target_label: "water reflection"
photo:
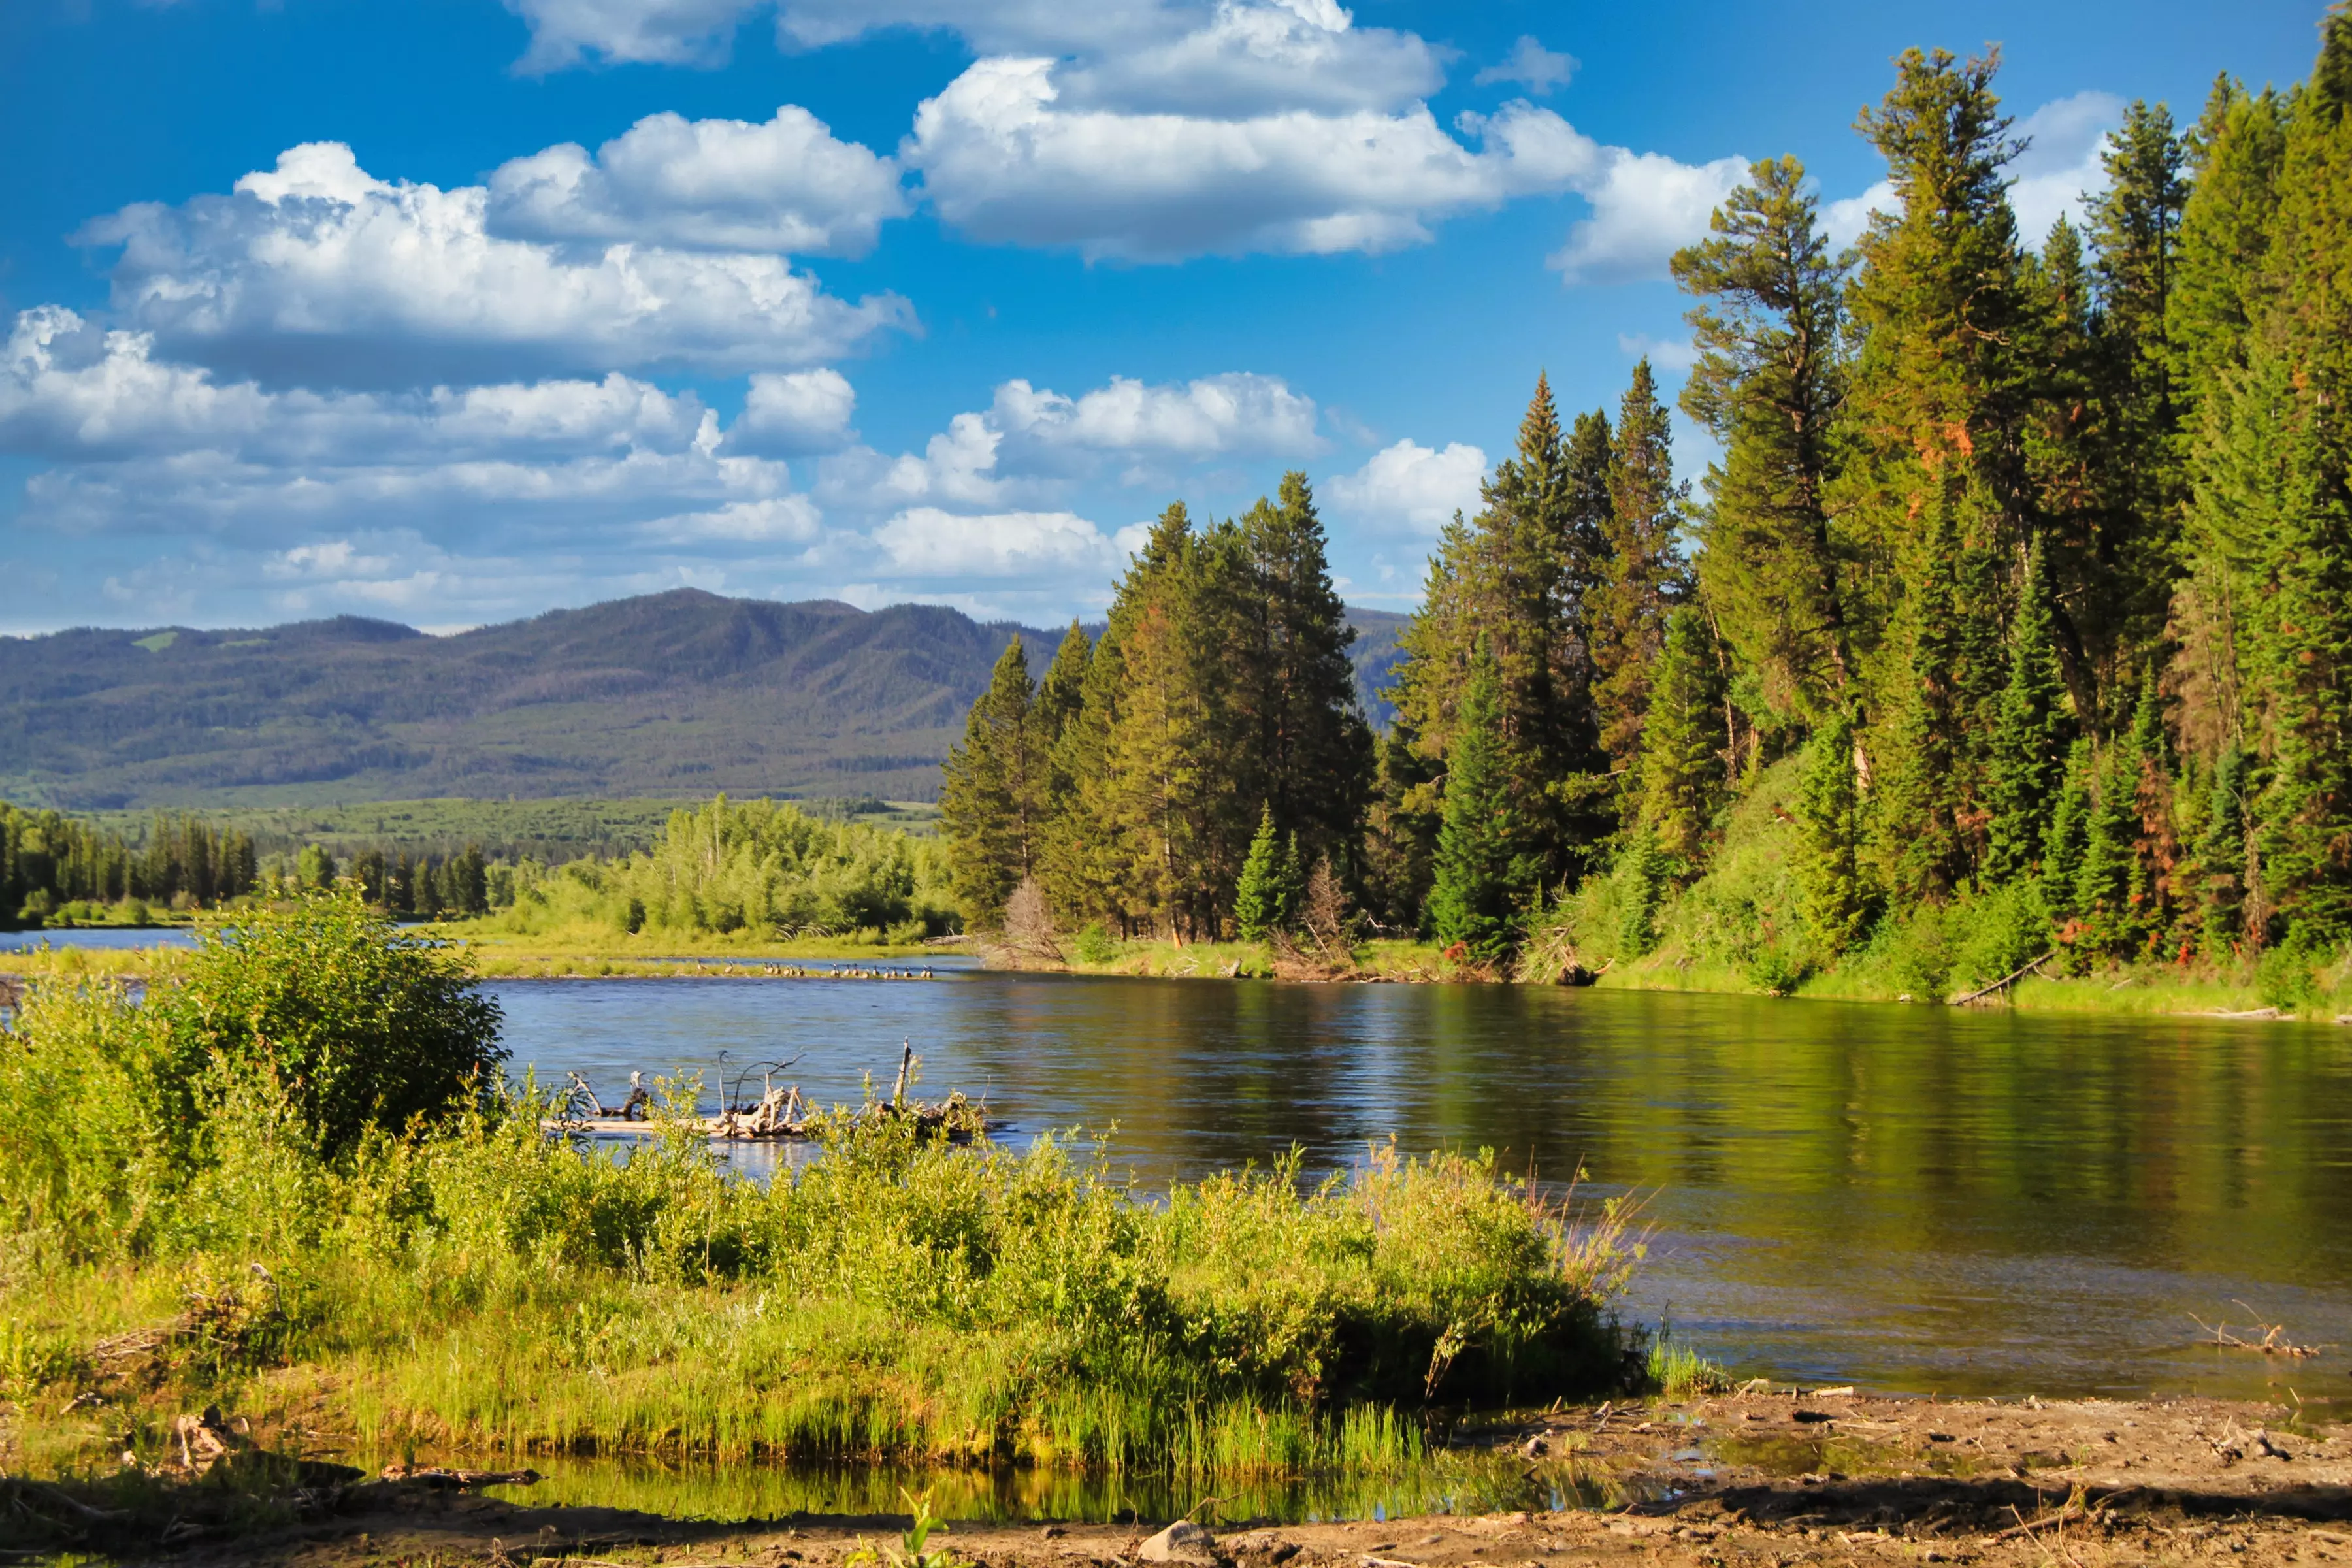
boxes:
[487,972,2352,1402]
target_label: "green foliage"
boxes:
[154,888,507,1159]
[1792,711,1869,953]
[940,637,1042,928]
[1636,607,1726,862]
[1673,155,1852,725]
[1233,804,1286,941]
[1984,539,2073,881]
[1071,923,1120,965]
[1425,648,1534,962]
[1612,832,1671,960]
[495,795,956,941]
[1592,361,1692,776]
[2040,740,2095,930]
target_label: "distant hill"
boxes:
[0,591,1414,810]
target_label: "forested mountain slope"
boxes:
[0,590,1403,809]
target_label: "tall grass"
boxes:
[0,906,1644,1483]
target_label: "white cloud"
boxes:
[1617,332,1698,372]
[817,370,1321,519]
[727,368,857,455]
[78,142,911,387]
[1,308,717,467]
[1323,438,1486,534]
[1475,36,1576,96]
[1821,178,1893,250]
[640,495,823,544]
[907,63,1597,261]
[1548,147,1750,282]
[487,106,907,255]
[506,0,1439,113]
[872,506,1138,578]
[2008,90,2124,242]
[990,372,1317,455]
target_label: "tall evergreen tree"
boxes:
[1793,708,1869,953]
[2198,744,2254,956]
[1984,538,2073,880]
[1840,47,2034,885]
[1672,155,1852,723]
[1425,645,1533,963]
[2168,77,2287,430]
[1233,804,1284,942]
[1591,360,1689,777]
[2041,739,2096,928]
[940,638,1040,927]
[1637,607,1726,862]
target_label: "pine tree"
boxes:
[2074,728,2146,960]
[1793,708,1869,953]
[1234,473,1375,866]
[1426,645,1532,963]
[1672,155,1852,723]
[2168,77,2287,429]
[1591,360,1690,776]
[1362,723,1440,934]
[2198,745,2253,957]
[2041,739,2095,928]
[1840,48,2036,880]
[1233,803,1284,941]
[1389,380,1613,885]
[1637,607,1725,862]
[1984,538,2073,879]
[940,636,1040,928]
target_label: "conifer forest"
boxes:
[943,27,2352,1000]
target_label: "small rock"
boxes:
[1140,1520,1218,1564]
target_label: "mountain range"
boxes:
[1,590,1407,809]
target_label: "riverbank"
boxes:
[1017,936,2352,1022]
[10,1389,2344,1565]
[8,918,2345,1023]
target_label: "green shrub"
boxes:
[152,887,506,1158]
[1073,923,1120,964]
[2256,936,2327,1014]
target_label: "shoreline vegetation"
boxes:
[8,916,2346,1022]
[1,893,1652,1520]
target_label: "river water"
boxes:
[490,967,2352,1407]
[7,928,2345,1406]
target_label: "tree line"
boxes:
[946,18,2352,983]
[1,804,260,926]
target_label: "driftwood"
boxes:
[551,1047,988,1143]
[1948,951,2055,1007]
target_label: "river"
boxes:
[7,928,2346,1405]
[491,967,2352,1406]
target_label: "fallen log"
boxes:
[1948,951,2054,1007]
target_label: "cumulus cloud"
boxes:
[872,506,1144,579]
[487,106,907,255]
[1323,438,1486,534]
[1548,146,1750,282]
[991,372,1317,455]
[907,65,1597,261]
[1821,178,1894,250]
[1475,36,1576,95]
[78,142,911,387]
[506,0,1437,113]
[727,368,857,456]
[2008,91,2124,242]
[815,370,1321,522]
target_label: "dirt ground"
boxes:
[48,1389,2352,1568]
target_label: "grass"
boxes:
[0,928,1647,1494]
[0,1122,1644,1484]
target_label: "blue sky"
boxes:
[0,0,2328,635]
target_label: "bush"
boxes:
[1073,923,1120,964]
[151,888,505,1157]
[2255,934,2327,1015]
